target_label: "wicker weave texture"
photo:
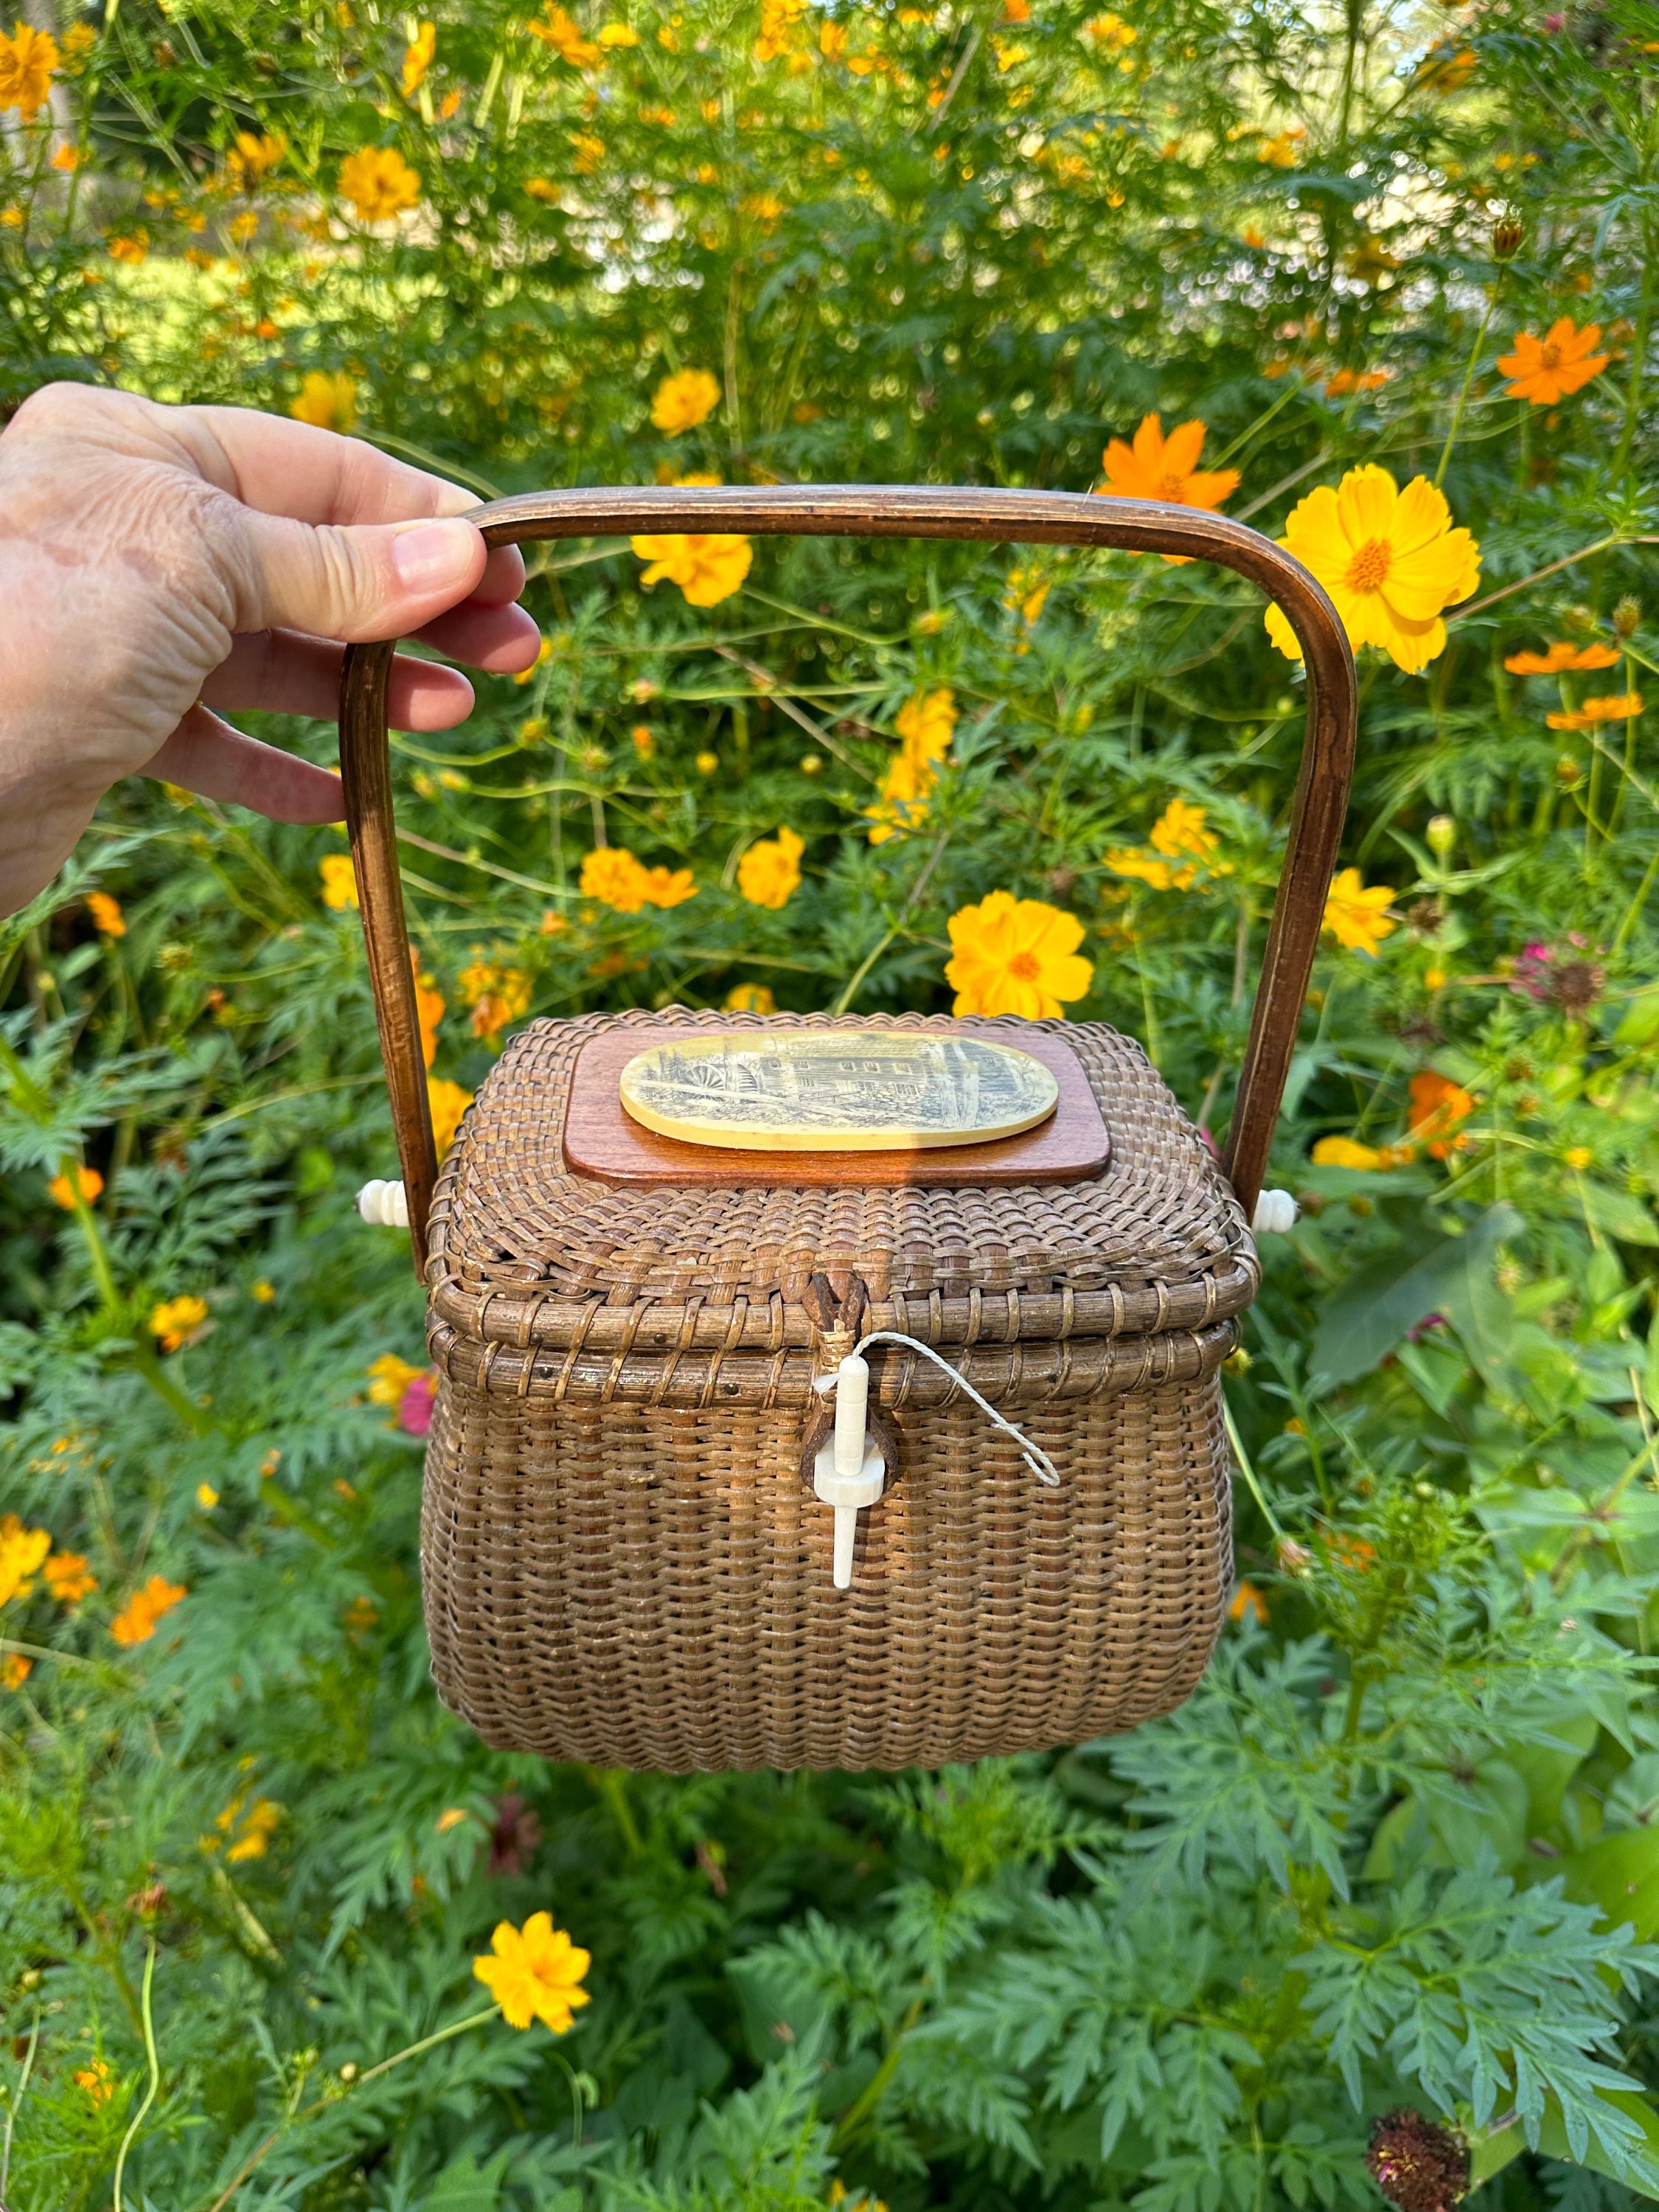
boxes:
[428,1009,1256,1334]
[420,1009,1247,1770]
[421,1371,1233,1771]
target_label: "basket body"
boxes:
[421,1009,1256,1772]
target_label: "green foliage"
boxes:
[3,0,1659,2205]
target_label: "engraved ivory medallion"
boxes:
[616,1030,1060,1152]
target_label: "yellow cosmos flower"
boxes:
[473,1913,591,2033]
[150,1294,209,1352]
[598,21,640,44]
[580,846,694,914]
[868,688,957,844]
[1265,465,1480,675]
[632,532,753,608]
[226,131,287,187]
[319,854,359,909]
[725,983,776,1012]
[0,1514,52,1607]
[366,1352,425,1406]
[1311,1135,1383,1169]
[1105,799,1228,891]
[945,891,1093,1018]
[196,1484,220,1509]
[291,370,358,434]
[0,21,58,122]
[108,232,149,264]
[428,1077,473,1158]
[1,1654,30,1690]
[110,1573,187,1646]
[338,145,421,223]
[737,827,804,910]
[225,1798,282,1862]
[1321,867,1397,956]
[529,2,604,66]
[651,367,721,434]
[400,21,435,96]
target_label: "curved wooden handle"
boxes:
[341,484,1357,1274]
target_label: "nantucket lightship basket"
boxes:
[340,484,1357,1773]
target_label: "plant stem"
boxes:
[1435,275,1504,490]
[111,1940,159,2212]
[198,2007,501,2212]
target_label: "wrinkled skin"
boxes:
[0,382,540,914]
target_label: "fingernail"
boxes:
[391,518,478,591]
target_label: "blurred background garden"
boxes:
[3,0,1659,2204]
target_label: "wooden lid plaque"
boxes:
[562,1023,1111,1189]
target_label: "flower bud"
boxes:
[1556,755,1582,787]
[1276,1537,1312,1576]
[1425,814,1456,859]
[1491,215,1523,260]
[338,2061,359,2084]
[1614,595,1641,639]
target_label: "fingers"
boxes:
[234,507,492,647]
[203,630,476,729]
[143,705,345,824]
[187,402,482,528]
[201,607,543,726]
[411,597,542,671]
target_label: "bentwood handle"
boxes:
[341,484,1357,1276]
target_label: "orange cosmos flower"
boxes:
[49,1164,103,1209]
[1497,318,1608,405]
[87,890,125,936]
[1547,692,1643,730]
[1408,1070,1475,1158]
[1096,415,1239,562]
[111,1573,187,1646]
[1504,640,1619,675]
[44,1551,97,1603]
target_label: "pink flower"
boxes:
[1543,12,1564,27]
[397,1371,437,1436]
[1512,942,1551,1001]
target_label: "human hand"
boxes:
[0,382,540,915]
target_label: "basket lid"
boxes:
[427,1009,1257,1353]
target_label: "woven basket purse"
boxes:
[340,485,1355,1773]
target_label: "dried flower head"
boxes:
[1366,2109,1469,2212]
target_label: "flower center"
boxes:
[1539,340,1562,369]
[1155,471,1189,500]
[1345,536,1393,593]
[1008,950,1043,982]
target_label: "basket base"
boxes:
[420,1379,1233,1772]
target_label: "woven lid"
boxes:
[428,1009,1256,1353]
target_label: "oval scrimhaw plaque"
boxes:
[617,1030,1060,1152]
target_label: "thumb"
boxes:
[234,510,488,644]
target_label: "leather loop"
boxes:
[341,484,1357,1273]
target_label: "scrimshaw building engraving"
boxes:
[616,1031,1060,1152]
